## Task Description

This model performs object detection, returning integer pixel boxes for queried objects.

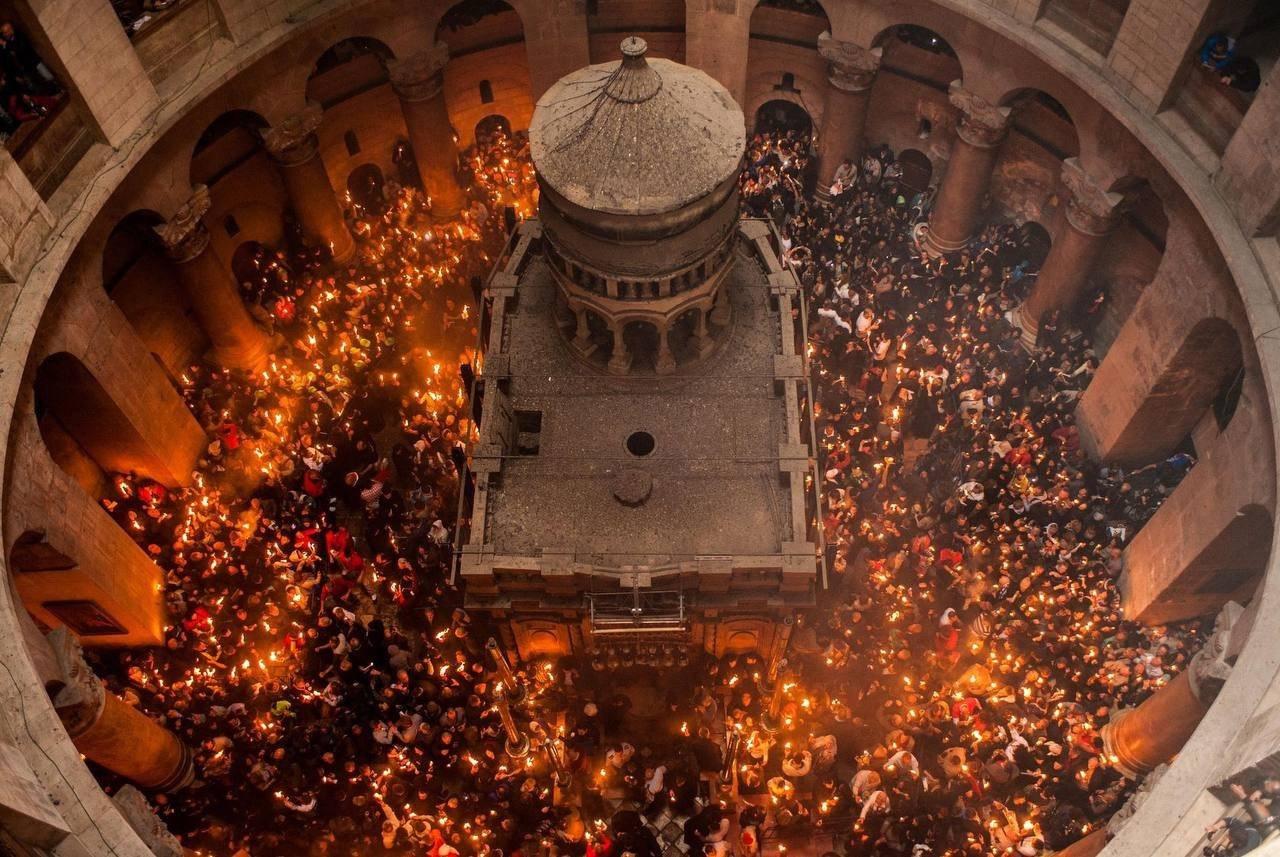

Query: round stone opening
[626,430,655,457]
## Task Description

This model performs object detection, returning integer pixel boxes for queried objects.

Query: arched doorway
[1001,88,1080,160]
[475,113,512,144]
[1019,221,1053,268]
[346,163,387,213]
[305,37,395,108]
[897,148,933,193]
[190,110,268,187]
[621,320,660,372]
[102,211,206,376]
[436,0,531,148]
[755,99,813,136]
[872,24,963,88]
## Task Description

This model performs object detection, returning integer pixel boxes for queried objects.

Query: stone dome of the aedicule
[529,37,745,217]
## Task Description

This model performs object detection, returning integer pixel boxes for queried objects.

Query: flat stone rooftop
[480,246,791,566]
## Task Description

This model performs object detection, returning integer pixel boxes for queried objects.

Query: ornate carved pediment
[818,32,882,92]
[156,185,212,262]
[263,105,323,165]
[1061,158,1125,235]
[948,81,1012,148]
[389,42,450,102]
[46,626,106,737]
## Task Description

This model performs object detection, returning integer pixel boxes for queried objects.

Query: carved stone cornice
[156,185,212,264]
[113,786,185,857]
[46,627,106,739]
[389,42,449,103]
[1061,157,1125,236]
[817,32,882,93]
[263,106,323,166]
[1187,600,1246,704]
[948,81,1012,148]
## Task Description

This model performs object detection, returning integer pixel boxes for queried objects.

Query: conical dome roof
[529,38,745,217]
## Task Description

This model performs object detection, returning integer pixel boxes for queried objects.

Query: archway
[190,110,268,187]
[897,148,933,193]
[305,37,395,108]
[102,211,205,376]
[346,163,387,213]
[1019,221,1053,268]
[621,320,660,372]
[435,0,531,148]
[34,353,174,494]
[475,113,512,144]
[755,99,813,136]
[1001,88,1080,160]
[1093,177,1168,350]
[872,24,963,89]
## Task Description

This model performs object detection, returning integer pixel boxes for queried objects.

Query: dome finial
[605,36,661,103]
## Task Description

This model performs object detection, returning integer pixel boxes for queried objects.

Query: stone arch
[1082,316,1244,465]
[746,0,828,139]
[190,110,269,188]
[897,148,933,192]
[754,98,814,136]
[475,113,512,143]
[34,353,180,494]
[870,24,963,88]
[305,37,396,108]
[621,318,661,372]
[1020,220,1053,268]
[346,162,387,212]
[999,87,1080,159]
[1092,177,1169,351]
[434,0,533,148]
[101,211,205,377]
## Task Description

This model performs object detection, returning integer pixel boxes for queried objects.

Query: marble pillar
[815,34,881,192]
[921,82,1011,256]
[158,186,273,372]
[47,628,195,792]
[264,107,356,263]
[390,43,468,221]
[1101,602,1248,779]
[1013,158,1123,345]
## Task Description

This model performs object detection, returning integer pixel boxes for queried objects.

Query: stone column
[816,34,881,193]
[264,107,356,263]
[656,323,677,375]
[572,306,596,356]
[389,43,468,221]
[47,628,195,792]
[921,83,1012,256]
[1013,159,1123,345]
[608,324,632,375]
[1102,602,1249,779]
[159,187,273,372]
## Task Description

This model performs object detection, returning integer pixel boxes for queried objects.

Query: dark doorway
[754,99,812,136]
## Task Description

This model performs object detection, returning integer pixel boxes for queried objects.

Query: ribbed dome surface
[529,38,745,217]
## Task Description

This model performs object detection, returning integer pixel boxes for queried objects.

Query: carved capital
[47,627,106,738]
[818,32,881,92]
[948,81,1011,148]
[1187,600,1246,703]
[156,185,212,263]
[1061,158,1124,236]
[389,42,450,102]
[264,106,323,166]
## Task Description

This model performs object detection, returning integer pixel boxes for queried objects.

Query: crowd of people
[0,19,62,139]
[82,121,1214,857]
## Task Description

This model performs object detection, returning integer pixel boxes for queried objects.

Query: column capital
[264,106,323,166]
[948,81,1012,148]
[112,786,184,857]
[817,32,882,92]
[389,42,450,102]
[46,627,106,738]
[1187,600,1246,702]
[157,186,212,263]
[1061,158,1125,235]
